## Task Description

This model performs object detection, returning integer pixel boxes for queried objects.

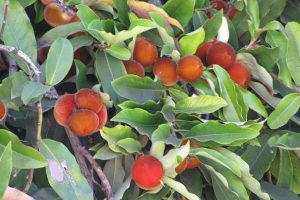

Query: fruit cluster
[54,88,107,136]
[0,101,7,122]
[208,0,238,20]
[41,0,78,27]
[124,37,204,86]
[196,40,251,89]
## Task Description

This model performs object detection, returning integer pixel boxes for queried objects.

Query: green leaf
[210,172,239,200]
[75,60,93,90]
[151,123,173,143]
[76,4,99,28]
[105,45,131,60]
[21,81,51,105]
[94,145,121,160]
[40,22,85,43]
[203,10,223,42]
[137,187,171,200]
[174,95,227,114]
[242,134,277,179]
[0,143,12,199]
[168,88,189,102]
[163,0,195,29]
[240,46,280,70]
[17,0,35,7]
[112,75,164,104]
[217,148,270,200]
[0,129,47,169]
[179,169,203,197]
[239,87,268,118]
[269,132,300,150]
[113,0,130,25]
[266,30,291,87]
[186,121,263,146]
[285,22,300,85]
[179,28,205,56]
[245,0,260,31]
[259,0,287,27]
[277,149,293,189]
[70,35,94,51]
[39,139,93,200]
[112,108,166,136]
[45,38,73,85]
[261,181,300,200]
[214,65,247,122]
[0,0,37,73]
[267,93,300,129]
[100,125,141,154]
[118,100,163,113]
[95,51,127,105]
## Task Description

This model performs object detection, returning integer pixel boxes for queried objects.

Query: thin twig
[36,101,43,144]
[0,0,9,39]
[23,169,34,193]
[66,131,113,200]
[66,129,94,188]
[0,44,40,78]
[267,171,273,184]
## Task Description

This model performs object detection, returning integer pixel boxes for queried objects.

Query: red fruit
[175,158,188,174]
[131,155,164,190]
[44,3,72,27]
[206,41,236,69]
[227,62,251,89]
[195,40,216,64]
[74,48,91,65]
[227,6,238,20]
[210,0,228,11]
[54,94,76,127]
[123,60,145,77]
[70,15,80,23]
[133,37,158,66]
[177,55,204,82]
[68,109,99,136]
[96,106,108,129]
[75,89,103,113]
[181,139,201,148]
[153,57,178,86]
[186,156,201,169]
[0,101,7,122]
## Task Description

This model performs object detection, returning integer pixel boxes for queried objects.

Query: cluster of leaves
[0,0,300,199]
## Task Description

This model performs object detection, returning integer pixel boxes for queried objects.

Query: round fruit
[70,15,80,23]
[175,158,188,174]
[131,155,164,190]
[37,46,50,64]
[227,62,251,89]
[41,0,54,5]
[44,3,72,27]
[133,37,158,66]
[0,101,7,122]
[53,94,76,127]
[68,109,99,136]
[186,156,201,169]
[210,0,228,11]
[177,55,204,82]
[75,88,103,113]
[96,106,108,129]
[227,6,238,20]
[153,57,178,86]
[206,41,236,69]
[123,60,145,77]
[74,48,91,65]
[195,40,216,64]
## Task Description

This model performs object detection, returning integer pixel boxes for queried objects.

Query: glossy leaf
[0,129,47,169]
[179,27,205,56]
[269,132,300,150]
[39,139,93,200]
[261,181,300,200]
[0,143,12,199]
[45,38,74,86]
[277,149,293,189]
[21,81,51,105]
[174,95,227,114]
[112,108,166,136]
[112,75,164,104]
[267,93,300,129]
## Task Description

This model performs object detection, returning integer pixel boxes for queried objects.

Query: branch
[65,129,94,188]
[0,0,9,39]
[23,169,34,193]
[0,44,40,78]
[66,130,113,200]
